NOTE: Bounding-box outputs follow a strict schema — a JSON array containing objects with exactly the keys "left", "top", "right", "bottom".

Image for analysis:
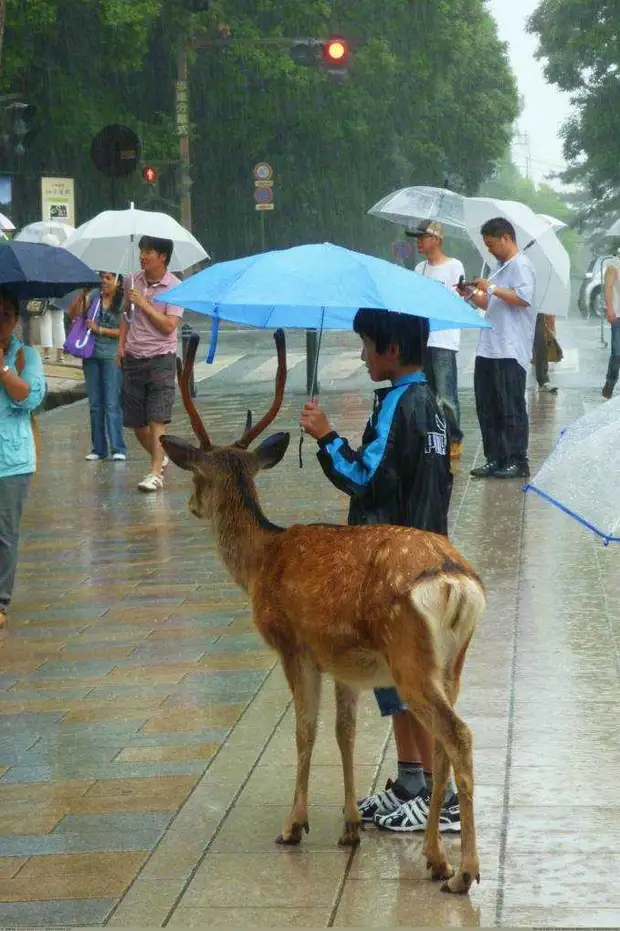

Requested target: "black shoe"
[
  {"left": 602, "top": 381, "right": 614, "bottom": 400},
  {"left": 493, "top": 460, "right": 530, "bottom": 479},
  {"left": 470, "top": 460, "right": 500, "bottom": 478}
]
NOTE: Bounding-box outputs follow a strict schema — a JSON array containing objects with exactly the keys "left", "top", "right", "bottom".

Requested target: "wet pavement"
[{"left": 1, "top": 314, "right": 619, "bottom": 927}]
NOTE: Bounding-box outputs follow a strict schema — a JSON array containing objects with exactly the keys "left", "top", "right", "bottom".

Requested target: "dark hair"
[
  {"left": 480, "top": 217, "right": 517, "bottom": 241},
  {"left": 0, "top": 290, "right": 20, "bottom": 315},
  {"left": 353, "top": 309, "right": 429, "bottom": 365},
  {"left": 138, "top": 236, "right": 173, "bottom": 266},
  {"left": 99, "top": 273, "right": 124, "bottom": 316}
]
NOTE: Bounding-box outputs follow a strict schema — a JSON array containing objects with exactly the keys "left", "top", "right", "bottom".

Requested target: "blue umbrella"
[
  {"left": 155, "top": 242, "right": 490, "bottom": 332},
  {"left": 0, "top": 240, "right": 100, "bottom": 300}
]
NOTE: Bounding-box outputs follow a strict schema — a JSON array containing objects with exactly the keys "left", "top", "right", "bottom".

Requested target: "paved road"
[{"left": 0, "top": 313, "right": 619, "bottom": 927}]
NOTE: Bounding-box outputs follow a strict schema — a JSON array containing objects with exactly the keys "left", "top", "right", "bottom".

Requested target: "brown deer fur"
[{"left": 162, "top": 331, "right": 486, "bottom": 895}]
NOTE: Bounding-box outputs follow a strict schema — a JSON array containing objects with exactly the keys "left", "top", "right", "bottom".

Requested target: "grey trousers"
[{"left": 0, "top": 474, "right": 32, "bottom": 612}]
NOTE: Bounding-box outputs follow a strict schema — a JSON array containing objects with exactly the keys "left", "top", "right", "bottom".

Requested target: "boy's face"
[{"left": 360, "top": 336, "right": 400, "bottom": 382}]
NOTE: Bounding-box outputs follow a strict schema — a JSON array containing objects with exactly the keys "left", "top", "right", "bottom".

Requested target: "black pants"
[{"left": 474, "top": 357, "right": 528, "bottom": 465}]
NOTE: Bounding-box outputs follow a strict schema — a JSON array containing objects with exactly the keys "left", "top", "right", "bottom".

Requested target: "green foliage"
[
  {"left": 527, "top": 0, "right": 620, "bottom": 226},
  {"left": 1, "top": 0, "right": 519, "bottom": 260}
]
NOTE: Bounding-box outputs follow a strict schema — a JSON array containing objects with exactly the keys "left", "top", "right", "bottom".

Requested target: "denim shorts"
[{"left": 374, "top": 686, "right": 408, "bottom": 717}]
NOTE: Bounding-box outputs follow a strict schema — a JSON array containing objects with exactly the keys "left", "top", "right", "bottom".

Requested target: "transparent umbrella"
[
  {"left": 368, "top": 186, "right": 469, "bottom": 236},
  {"left": 525, "top": 396, "right": 620, "bottom": 544},
  {"left": 15, "top": 220, "right": 76, "bottom": 245}
]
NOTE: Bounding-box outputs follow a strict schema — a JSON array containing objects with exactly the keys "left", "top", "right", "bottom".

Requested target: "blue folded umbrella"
[
  {"left": 0, "top": 241, "right": 100, "bottom": 299},
  {"left": 155, "top": 242, "right": 490, "bottom": 332}
]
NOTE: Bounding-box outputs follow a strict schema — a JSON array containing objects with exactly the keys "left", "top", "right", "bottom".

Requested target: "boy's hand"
[{"left": 300, "top": 399, "right": 332, "bottom": 440}]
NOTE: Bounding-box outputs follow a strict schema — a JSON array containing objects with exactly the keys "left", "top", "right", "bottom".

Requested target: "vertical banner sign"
[
  {"left": 253, "top": 163, "right": 274, "bottom": 211},
  {"left": 176, "top": 81, "right": 189, "bottom": 136},
  {"left": 41, "top": 177, "right": 75, "bottom": 226}
]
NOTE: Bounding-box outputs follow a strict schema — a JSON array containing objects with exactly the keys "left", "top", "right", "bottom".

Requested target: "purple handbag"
[{"left": 63, "top": 293, "right": 101, "bottom": 360}]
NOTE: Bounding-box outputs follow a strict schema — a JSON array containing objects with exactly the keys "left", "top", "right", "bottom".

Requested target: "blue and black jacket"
[{"left": 316, "top": 372, "right": 452, "bottom": 535}]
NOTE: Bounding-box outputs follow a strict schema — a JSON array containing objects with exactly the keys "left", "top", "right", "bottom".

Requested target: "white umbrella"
[
  {"left": 0, "top": 212, "right": 16, "bottom": 232},
  {"left": 525, "top": 395, "right": 620, "bottom": 544},
  {"left": 463, "top": 198, "right": 571, "bottom": 318},
  {"left": 15, "top": 220, "right": 76, "bottom": 245},
  {"left": 604, "top": 218, "right": 620, "bottom": 238},
  {"left": 538, "top": 213, "right": 568, "bottom": 232},
  {"left": 63, "top": 206, "right": 209, "bottom": 275}
]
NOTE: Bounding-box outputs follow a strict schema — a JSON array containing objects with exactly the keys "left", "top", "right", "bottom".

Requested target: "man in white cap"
[{"left": 407, "top": 221, "right": 465, "bottom": 459}]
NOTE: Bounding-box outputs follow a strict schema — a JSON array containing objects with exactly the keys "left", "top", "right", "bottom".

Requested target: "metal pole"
[
  {"left": 181, "top": 323, "right": 197, "bottom": 398},
  {"left": 306, "top": 330, "right": 320, "bottom": 396},
  {"left": 260, "top": 210, "right": 265, "bottom": 252},
  {"left": 177, "top": 46, "right": 192, "bottom": 231}
]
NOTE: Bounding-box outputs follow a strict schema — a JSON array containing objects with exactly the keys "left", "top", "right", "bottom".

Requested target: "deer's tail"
[{"left": 409, "top": 571, "right": 486, "bottom": 670}]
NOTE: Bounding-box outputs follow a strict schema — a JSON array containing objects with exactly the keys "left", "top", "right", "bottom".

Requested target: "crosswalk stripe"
[
  {"left": 241, "top": 352, "right": 306, "bottom": 382},
  {"left": 193, "top": 353, "right": 246, "bottom": 382},
  {"left": 319, "top": 351, "right": 364, "bottom": 381}
]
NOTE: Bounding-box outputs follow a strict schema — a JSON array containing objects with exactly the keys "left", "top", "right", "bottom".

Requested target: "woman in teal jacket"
[{"left": 0, "top": 291, "right": 46, "bottom": 628}]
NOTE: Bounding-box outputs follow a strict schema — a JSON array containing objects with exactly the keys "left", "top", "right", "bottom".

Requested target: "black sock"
[{"left": 396, "top": 760, "right": 426, "bottom": 797}]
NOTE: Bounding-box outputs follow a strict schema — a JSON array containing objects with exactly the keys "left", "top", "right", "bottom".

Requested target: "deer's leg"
[
  {"left": 276, "top": 654, "right": 321, "bottom": 847},
  {"left": 334, "top": 680, "right": 361, "bottom": 847},
  {"left": 426, "top": 692, "right": 478, "bottom": 894},
  {"left": 422, "top": 727, "right": 453, "bottom": 881}
]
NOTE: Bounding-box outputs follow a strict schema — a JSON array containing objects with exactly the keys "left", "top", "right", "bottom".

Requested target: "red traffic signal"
[
  {"left": 323, "top": 37, "right": 349, "bottom": 68},
  {"left": 142, "top": 166, "right": 158, "bottom": 185}
]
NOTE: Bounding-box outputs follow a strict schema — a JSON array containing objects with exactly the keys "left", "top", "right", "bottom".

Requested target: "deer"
[{"left": 161, "top": 329, "right": 486, "bottom": 895}]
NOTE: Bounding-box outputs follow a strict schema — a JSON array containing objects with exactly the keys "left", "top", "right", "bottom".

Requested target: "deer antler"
[
  {"left": 177, "top": 333, "right": 212, "bottom": 451},
  {"left": 234, "top": 329, "right": 287, "bottom": 449}
]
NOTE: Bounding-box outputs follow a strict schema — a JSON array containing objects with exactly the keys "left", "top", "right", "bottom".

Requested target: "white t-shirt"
[
  {"left": 415, "top": 257, "right": 465, "bottom": 352},
  {"left": 476, "top": 252, "right": 537, "bottom": 371}
]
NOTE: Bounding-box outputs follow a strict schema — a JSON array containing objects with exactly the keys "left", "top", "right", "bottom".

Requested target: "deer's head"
[{"left": 161, "top": 330, "right": 290, "bottom": 521}]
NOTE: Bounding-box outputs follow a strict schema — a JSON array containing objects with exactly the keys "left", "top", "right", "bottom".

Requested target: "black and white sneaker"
[
  {"left": 375, "top": 788, "right": 461, "bottom": 833},
  {"left": 357, "top": 779, "right": 414, "bottom": 823}
]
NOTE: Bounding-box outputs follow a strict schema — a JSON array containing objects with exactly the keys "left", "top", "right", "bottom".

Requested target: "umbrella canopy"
[
  {"left": 525, "top": 397, "right": 620, "bottom": 544},
  {"left": 368, "top": 186, "right": 468, "bottom": 234},
  {"left": 0, "top": 212, "right": 16, "bottom": 232},
  {"left": 604, "top": 218, "right": 620, "bottom": 238},
  {"left": 63, "top": 207, "right": 209, "bottom": 275},
  {"left": 15, "top": 220, "right": 76, "bottom": 245},
  {"left": 368, "top": 187, "right": 570, "bottom": 318},
  {"left": 538, "top": 213, "right": 568, "bottom": 232},
  {"left": 154, "top": 242, "right": 491, "bottom": 332},
  {"left": 0, "top": 240, "right": 100, "bottom": 299}
]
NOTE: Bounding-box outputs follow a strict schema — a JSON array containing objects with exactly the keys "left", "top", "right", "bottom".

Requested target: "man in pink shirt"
[{"left": 118, "top": 236, "right": 184, "bottom": 492}]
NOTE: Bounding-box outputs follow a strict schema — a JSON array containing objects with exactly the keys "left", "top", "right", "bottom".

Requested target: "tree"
[
  {"left": 1, "top": 0, "right": 519, "bottom": 260},
  {"left": 527, "top": 0, "right": 620, "bottom": 229}
]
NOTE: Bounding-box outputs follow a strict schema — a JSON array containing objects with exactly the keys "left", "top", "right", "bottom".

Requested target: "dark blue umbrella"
[{"left": 0, "top": 240, "right": 100, "bottom": 299}]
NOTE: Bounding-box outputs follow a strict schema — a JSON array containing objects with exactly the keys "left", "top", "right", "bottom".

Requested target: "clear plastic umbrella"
[
  {"left": 15, "top": 220, "right": 76, "bottom": 245},
  {"left": 63, "top": 205, "right": 209, "bottom": 275},
  {"left": 368, "top": 186, "right": 469, "bottom": 236},
  {"left": 0, "top": 212, "right": 16, "bottom": 232},
  {"left": 525, "top": 396, "right": 620, "bottom": 544},
  {"left": 538, "top": 213, "right": 568, "bottom": 232}
]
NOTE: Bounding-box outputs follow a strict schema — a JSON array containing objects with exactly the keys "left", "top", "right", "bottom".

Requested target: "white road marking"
[
  {"left": 319, "top": 351, "right": 364, "bottom": 381},
  {"left": 193, "top": 353, "right": 246, "bottom": 382},
  {"left": 241, "top": 352, "right": 306, "bottom": 381}
]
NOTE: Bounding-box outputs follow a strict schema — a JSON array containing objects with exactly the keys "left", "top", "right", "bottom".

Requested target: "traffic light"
[
  {"left": 142, "top": 166, "right": 158, "bottom": 185},
  {"left": 323, "top": 37, "right": 349, "bottom": 69},
  {"left": 6, "top": 102, "right": 36, "bottom": 156}
]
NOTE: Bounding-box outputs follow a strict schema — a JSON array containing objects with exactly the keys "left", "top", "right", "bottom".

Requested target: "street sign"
[
  {"left": 253, "top": 162, "right": 273, "bottom": 182},
  {"left": 255, "top": 204, "right": 275, "bottom": 212},
  {"left": 392, "top": 240, "right": 413, "bottom": 261},
  {"left": 90, "top": 125, "right": 141, "bottom": 179},
  {"left": 254, "top": 186, "right": 273, "bottom": 206},
  {"left": 41, "top": 177, "right": 75, "bottom": 226},
  {"left": 176, "top": 81, "right": 189, "bottom": 136}
]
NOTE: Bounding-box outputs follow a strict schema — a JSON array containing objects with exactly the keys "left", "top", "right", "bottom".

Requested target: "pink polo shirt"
[{"left": 124, "top": 270, "right": 184, "bottom": 359}]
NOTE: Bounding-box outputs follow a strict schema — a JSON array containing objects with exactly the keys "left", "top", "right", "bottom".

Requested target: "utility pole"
[
  {"left": 0, "top": 0, "right": 6, "bottom": 76},
  {"left": 177, "top": 45, "right": 192, "bottom": 231}
]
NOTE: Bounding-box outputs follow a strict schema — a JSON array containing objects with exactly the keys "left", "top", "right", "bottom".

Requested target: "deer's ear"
[
  {"left": 160, "top": 435, "right": 207, "bottom": 472},
  {"left": 252, "top": 432, "right": 290, "bottom": 471}
]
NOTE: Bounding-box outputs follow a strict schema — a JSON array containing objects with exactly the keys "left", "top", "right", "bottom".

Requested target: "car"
[{"left": 578, "top": 255, "right": 615, "bottom": 318}]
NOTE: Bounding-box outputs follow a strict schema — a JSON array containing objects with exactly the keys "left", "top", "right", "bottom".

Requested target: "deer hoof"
[
  {"left": 338, "top": 821, "right": 363, "bottom": 847},
  {"left": 440, "top": 869, "right": 479, "bottom": 895},
  {"left": 427, "top": 859, "right": 455, "bottom": 882},
  {"left": 276, "top": 821, "right": 309, "bottom": 846}
]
